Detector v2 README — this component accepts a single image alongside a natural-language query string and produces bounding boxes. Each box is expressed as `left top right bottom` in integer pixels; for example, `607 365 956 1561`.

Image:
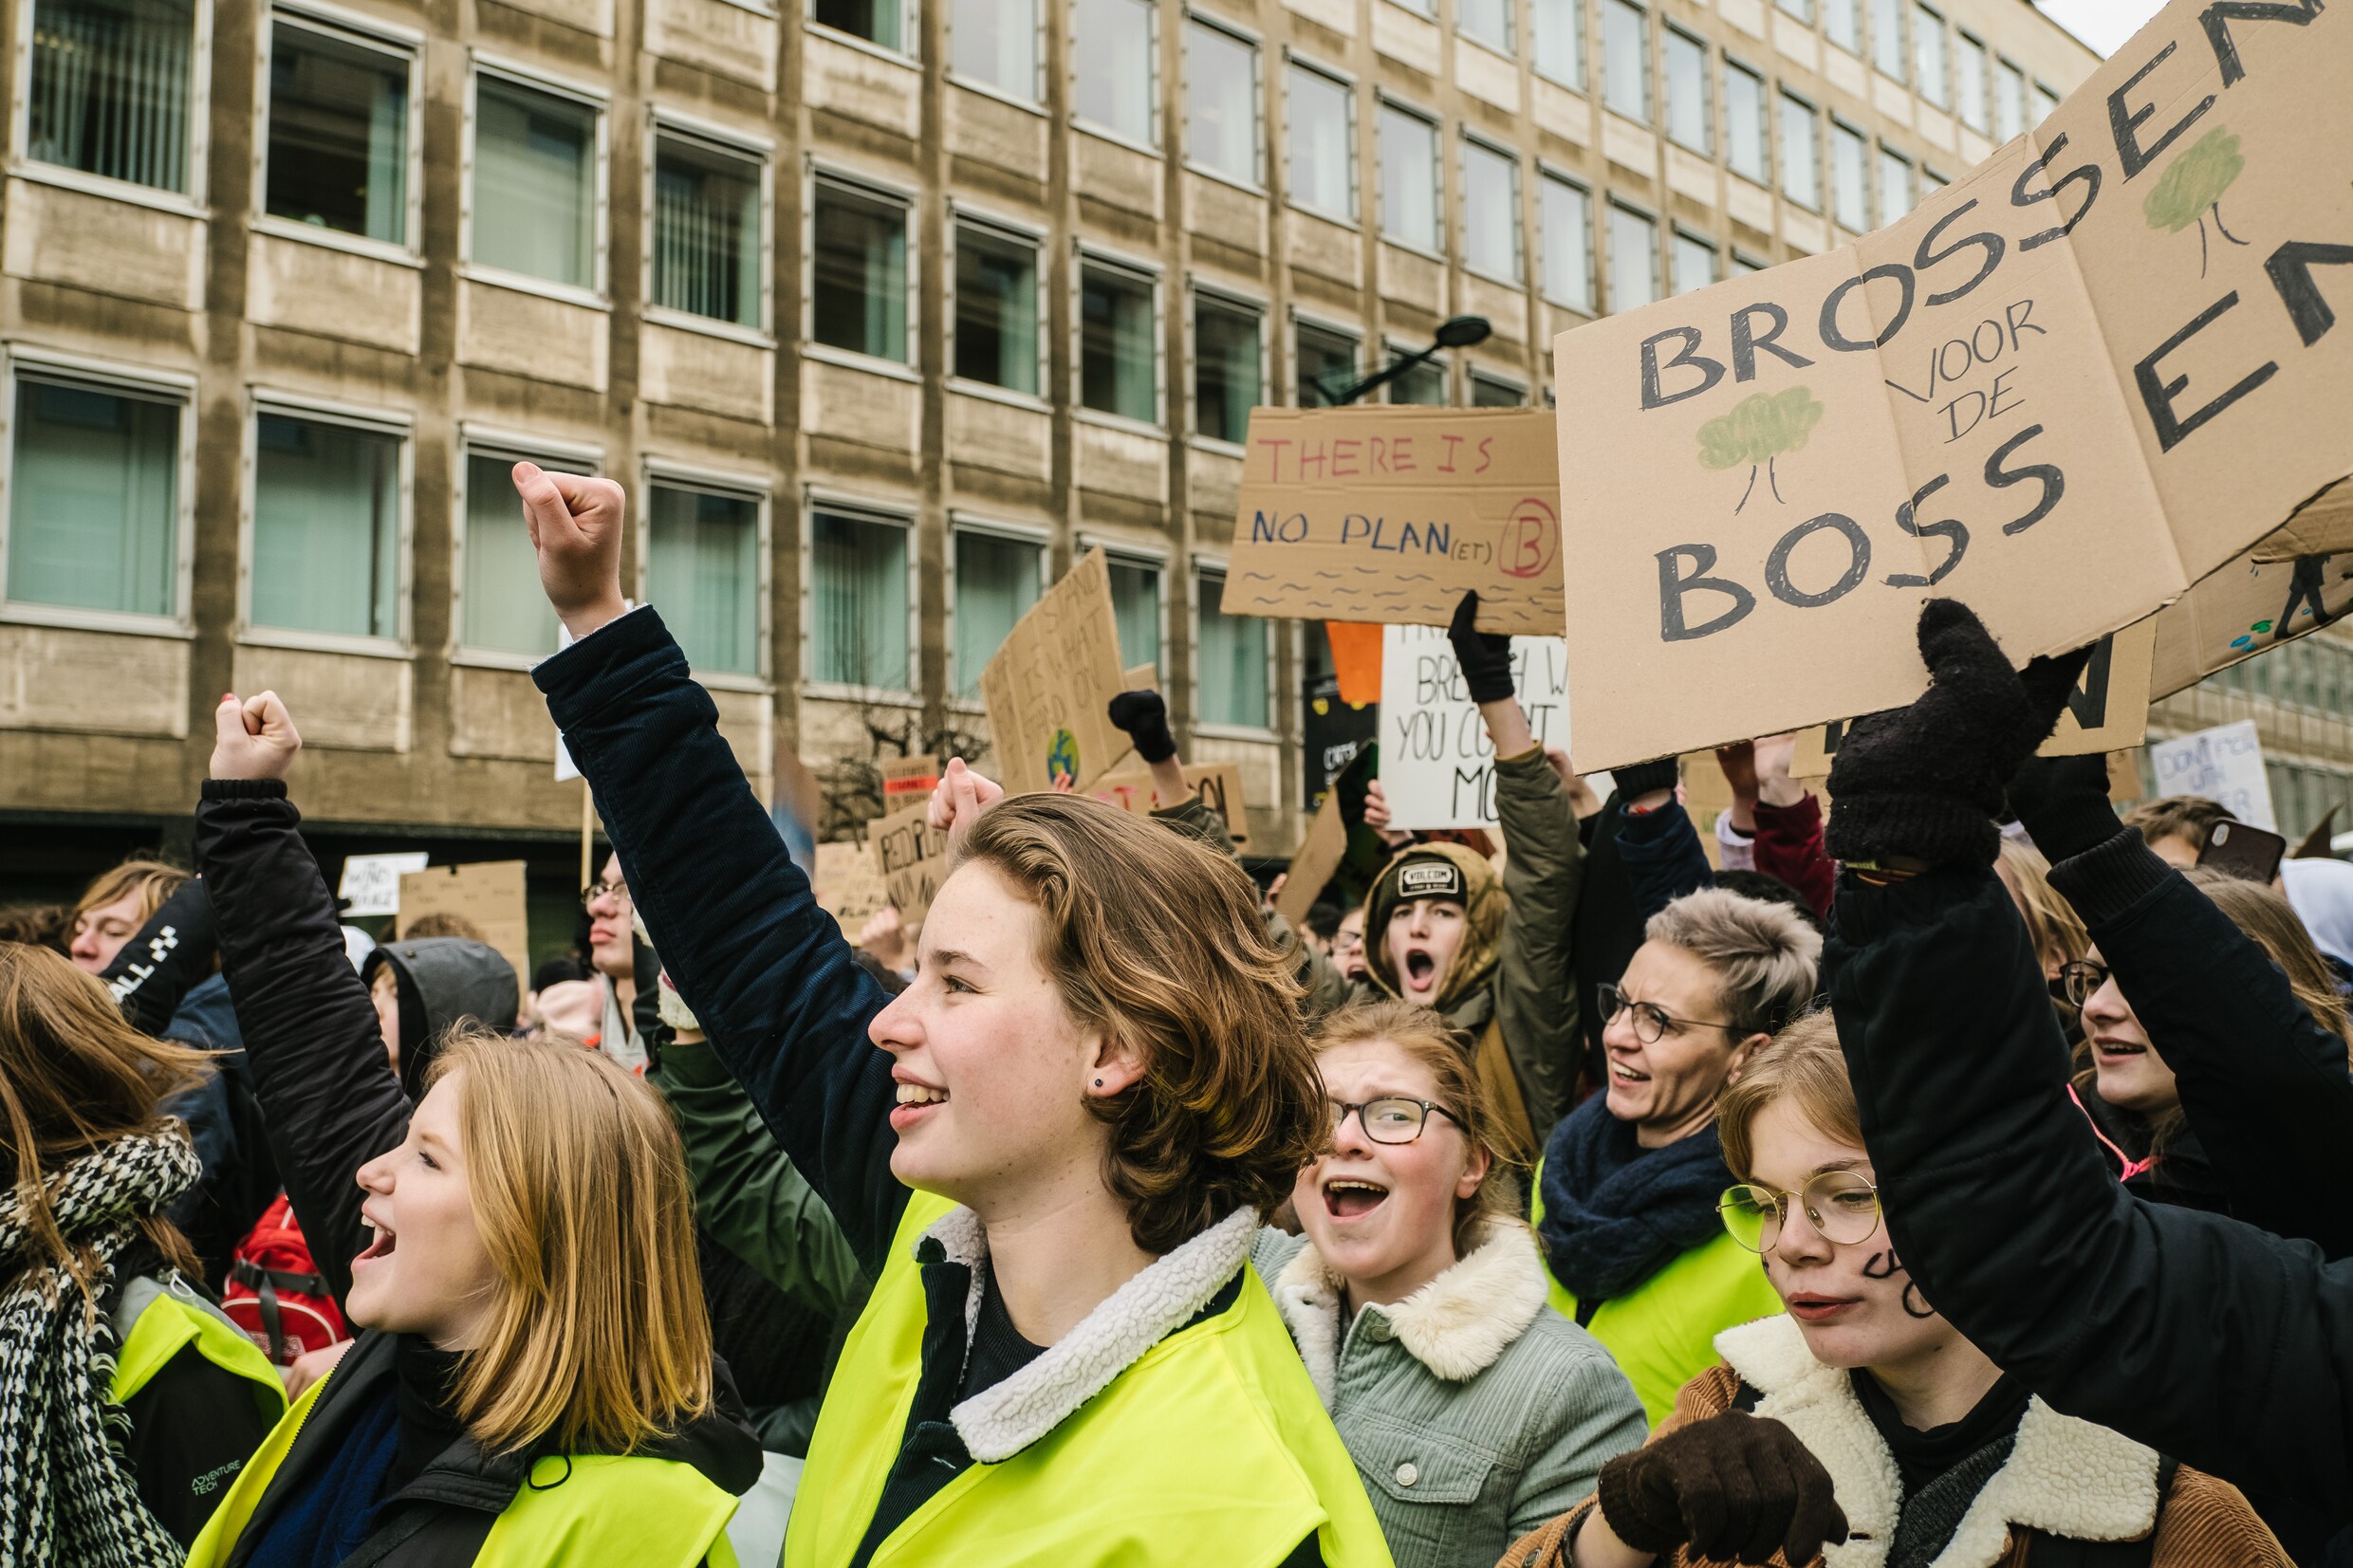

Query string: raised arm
515 464 904 1269
195 693 409 1306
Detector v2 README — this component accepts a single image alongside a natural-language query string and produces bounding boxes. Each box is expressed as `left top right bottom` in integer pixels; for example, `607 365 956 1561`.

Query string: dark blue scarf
1538 1092 1736 1304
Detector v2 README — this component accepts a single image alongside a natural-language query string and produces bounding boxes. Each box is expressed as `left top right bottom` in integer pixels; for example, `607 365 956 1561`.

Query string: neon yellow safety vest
186 1364 742 1568
787 1191 1396 1568
109 1286 287 1418
1530 1156 1785 1428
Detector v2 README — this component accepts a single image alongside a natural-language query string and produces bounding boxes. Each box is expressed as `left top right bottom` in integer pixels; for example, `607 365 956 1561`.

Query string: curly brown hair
955 795 1326 1255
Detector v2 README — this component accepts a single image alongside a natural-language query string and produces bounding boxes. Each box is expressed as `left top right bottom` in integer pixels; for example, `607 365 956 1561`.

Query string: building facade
0 0 2152 918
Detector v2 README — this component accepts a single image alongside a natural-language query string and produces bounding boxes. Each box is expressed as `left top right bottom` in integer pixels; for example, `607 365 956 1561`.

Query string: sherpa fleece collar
923 1205 1257 1465
1271 1218 1549 1409
1714 1315 2161 1568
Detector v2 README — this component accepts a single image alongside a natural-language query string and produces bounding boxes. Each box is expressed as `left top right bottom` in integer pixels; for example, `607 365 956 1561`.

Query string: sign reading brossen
1552 0 2353 768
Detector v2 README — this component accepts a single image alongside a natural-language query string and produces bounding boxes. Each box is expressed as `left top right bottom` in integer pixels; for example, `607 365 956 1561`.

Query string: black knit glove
1824 601 2091 868
1448 591 1517 705
1595 1410 1848 1565
2007 753 2125 865
1107 691 1178 765
1615 758 1682 801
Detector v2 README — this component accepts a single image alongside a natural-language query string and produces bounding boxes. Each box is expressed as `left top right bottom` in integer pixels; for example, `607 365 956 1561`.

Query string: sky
2034 0 2168 57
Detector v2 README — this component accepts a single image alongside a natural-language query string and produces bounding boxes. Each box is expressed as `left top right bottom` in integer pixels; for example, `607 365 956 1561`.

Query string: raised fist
513 461 630 637
211 692 302 782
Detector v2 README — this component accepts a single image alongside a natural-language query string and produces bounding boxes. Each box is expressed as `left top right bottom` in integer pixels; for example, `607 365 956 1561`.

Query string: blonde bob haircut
428 1031 713 1455
954 794 1326 1256
1715 1011 1862 1184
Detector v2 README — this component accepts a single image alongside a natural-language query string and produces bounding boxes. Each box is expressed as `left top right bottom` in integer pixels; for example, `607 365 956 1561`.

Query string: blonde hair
428 1032 713 1455
1716 1011 1860 1183
1997 839 2090 976
72 858 189 926
2186 868 2353 1057
1311 1002 1522 1259
1645 888 1824 1039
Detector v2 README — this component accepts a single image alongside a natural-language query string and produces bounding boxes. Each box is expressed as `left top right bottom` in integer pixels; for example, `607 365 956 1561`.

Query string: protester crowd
5 462 2353 1567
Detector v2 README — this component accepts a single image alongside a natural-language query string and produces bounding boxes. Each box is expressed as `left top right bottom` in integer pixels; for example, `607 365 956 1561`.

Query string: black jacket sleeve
195 780 411 1305
1825 864 2353 1515
100 876 219 1038
534 608 906 1273
2048 828 2353 1261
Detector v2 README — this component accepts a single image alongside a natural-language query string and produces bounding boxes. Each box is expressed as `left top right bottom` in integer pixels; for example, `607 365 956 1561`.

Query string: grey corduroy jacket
1251 1219 1648 1568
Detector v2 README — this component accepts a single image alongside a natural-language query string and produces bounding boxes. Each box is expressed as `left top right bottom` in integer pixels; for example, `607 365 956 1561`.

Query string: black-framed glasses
580 879 632 911
1719 1171 1882 1254
1330 1098 1461 1145
1598 982 1745 1046
2058 959 2111 1007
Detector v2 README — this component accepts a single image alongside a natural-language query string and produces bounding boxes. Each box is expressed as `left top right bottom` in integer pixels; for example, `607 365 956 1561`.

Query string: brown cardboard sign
398 861 529 1003
980 548 1136 797
1122 663 1158 692
1088 763 1252 851
867 802 951 929
813 840 889 943
2151 508 2353 697
1275 791 1347 930
1550 0 2353 768
880 754 939 802
1223 408 1566 636
1790 618 2158 774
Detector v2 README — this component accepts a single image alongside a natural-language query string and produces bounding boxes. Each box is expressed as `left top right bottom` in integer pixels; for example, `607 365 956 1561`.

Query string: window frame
1606 196 1659 313
1722 53 1767 185
947 0 1046 105
1469 367 1527 407
1382 337 1450 406
461 56 612 309
449 423 604 670
1283 51 1357 226
1291 308 1362 407
0 346 198 635
1877 139 1912 223
1458 131 1523 285
1455 0 1512 58
946 204 1050 408
1912 2 1947 107
1190 557 1276 738
1538 163 1596 313
1601 0 1651 125
252 2 425 262
1068 0 1160 151
801 489 920 704
1779 89 1821 212
1869 0 1905 83
238 390 414 657
1530 0 1584 91
637 458 772 688
1662 24 1711 157
1182 11 1264 192
1954 29 1988 134
644 110 775 345
945 514 1050 706
805 0 916 61
1073 244 1165 431
1374 94 1444 258
1830 114 1870 232
1190 281 1269 451
11 0 216 214
1085 540 1169 680
804 160 921 377
1671 226 1717 296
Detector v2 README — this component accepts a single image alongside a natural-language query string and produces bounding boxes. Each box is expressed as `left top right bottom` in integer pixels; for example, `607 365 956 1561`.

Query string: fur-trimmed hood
922 1204 1257 1465
1269 1217 1549 1408
1714 1315 2163 1568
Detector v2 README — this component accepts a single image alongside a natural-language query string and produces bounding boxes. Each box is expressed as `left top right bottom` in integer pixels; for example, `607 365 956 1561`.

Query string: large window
1458 0 1510 53
7 376 181 618
1195 294 1262 445
1824 0 1858 51
1914 5 1947 106
1724 59 1766 182
1461 138 1520 282
1187 22 1258 186
1832 120 1869 231
1471 371 1524 407
1779 92 1819 210
265 20 410 245
1532 0 1582 86
250 412 400 640
1672 230 1716 296
1109 557 1162 674
1296 320 1359 406
1081 260 1157 422
1664 28 1710 154
1073 0 1154 144
653 134 760 328
952 529 1042 695
954 221 1040 394
809 508 909 689
1287 64 1353 220
1879 144 1913 222
472 75 598 290
1608 202 1657 310
1195 568 1268 728
814 0 900 50
1994 58 2026 140
1389 355 1446 406
1776 0 1811 19
954 0 1036 99
1378 103 1439 251
1603 0 1649 122
27 0 195 194
460 452 565 655
1541 172 1593 310
2032 82 2059 125
1870 0 1904 80
648 483 760 675
1955 33 1988 133
811 177 909 362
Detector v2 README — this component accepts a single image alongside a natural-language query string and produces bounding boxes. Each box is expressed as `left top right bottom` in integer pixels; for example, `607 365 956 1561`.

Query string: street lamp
1316 315 1492 407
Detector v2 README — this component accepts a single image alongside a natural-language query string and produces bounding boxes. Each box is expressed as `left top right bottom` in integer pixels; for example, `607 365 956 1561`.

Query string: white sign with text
337 852 430 917
2148 719 2277 832
1379 624 1569 830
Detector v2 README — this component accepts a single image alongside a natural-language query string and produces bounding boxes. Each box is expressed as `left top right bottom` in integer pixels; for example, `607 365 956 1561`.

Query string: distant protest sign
981 549 1135 796
1089 763 1252 849
1379 625 1569 830
398 862 530 992
1275 792 1347 929
1224 408 1565 636
339 852 429 918
2150 718 2276 830
814 841 889 943
1551 0 2353 767
868 803 950 929
2151 507 2353 698
880 754 939 803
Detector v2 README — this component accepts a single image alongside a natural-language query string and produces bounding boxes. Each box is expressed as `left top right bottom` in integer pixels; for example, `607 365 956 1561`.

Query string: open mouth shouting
1400 947 1438 994
1323 1176 1391 1221
354 1207 398 1271
889 1074 949 1131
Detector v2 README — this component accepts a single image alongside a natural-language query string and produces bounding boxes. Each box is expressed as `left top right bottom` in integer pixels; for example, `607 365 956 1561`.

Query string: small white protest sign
1378 624 1569 830
2147 718 2277 831
337 852 430 917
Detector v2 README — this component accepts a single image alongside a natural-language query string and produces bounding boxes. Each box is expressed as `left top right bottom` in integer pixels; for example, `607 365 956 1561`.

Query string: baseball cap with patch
1394 856 1466 903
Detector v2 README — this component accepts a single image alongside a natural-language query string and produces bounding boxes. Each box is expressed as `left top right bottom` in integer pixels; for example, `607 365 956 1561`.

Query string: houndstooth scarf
0 1126 201 1568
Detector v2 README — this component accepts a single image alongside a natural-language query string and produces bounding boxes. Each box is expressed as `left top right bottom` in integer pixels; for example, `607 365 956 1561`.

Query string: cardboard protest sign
980 548 1135 796
1123 663 1158 691
1551 0 2353 768
1789 618 2158 774
880 754 939 803
338 852 429 918
2249 474 2353 562
2150 517 2353 698
2148 718 2276 829
1089 764 1252 850
1225 408 1566 636
814 840 889 943
1379 625 1569 831
867 802 951 929
398 862 530 995
1275 791 1347 929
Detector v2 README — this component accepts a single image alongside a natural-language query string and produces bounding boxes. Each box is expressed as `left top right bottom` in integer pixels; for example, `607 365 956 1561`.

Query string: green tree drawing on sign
2143 126 2249 278
1696 387 1825 514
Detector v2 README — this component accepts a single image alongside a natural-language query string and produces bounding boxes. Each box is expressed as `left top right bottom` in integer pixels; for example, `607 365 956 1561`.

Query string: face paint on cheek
1862 1247 1940 1319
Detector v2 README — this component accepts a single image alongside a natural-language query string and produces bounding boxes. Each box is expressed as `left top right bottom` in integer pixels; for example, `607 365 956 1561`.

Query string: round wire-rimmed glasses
1719 1171 1882 1254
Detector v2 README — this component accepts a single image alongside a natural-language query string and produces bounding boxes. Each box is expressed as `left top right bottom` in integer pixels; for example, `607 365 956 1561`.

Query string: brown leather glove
1595 1410 1849 1565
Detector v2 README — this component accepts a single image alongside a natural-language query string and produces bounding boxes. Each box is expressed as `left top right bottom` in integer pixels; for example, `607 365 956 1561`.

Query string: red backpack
221 1192 348 1366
